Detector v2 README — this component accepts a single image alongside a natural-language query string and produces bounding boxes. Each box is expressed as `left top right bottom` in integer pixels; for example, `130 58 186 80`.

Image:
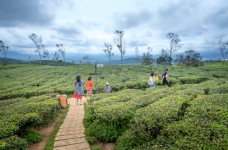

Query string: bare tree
29 33 43 65
141 47 153 65
166 33 182 66
56 44 65 66
113 30 126 65
83 55 90 65
160 48 168 57
0 40 9 61
103 43 114 65
135 47 140 65
53 52 62 66
42 45 49 66
218 39 228 67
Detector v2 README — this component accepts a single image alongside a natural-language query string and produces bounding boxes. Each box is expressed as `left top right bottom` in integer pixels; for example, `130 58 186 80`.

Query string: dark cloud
206 6 228 29
0 0 54 27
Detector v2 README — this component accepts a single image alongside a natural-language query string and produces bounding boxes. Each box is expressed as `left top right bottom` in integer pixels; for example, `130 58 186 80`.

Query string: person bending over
103 82 112 93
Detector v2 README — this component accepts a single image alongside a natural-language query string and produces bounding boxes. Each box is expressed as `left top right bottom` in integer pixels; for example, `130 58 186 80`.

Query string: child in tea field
103 82 112 93
161 69 170 87
148 73 158 87
72 75 84 105
85 76 95 102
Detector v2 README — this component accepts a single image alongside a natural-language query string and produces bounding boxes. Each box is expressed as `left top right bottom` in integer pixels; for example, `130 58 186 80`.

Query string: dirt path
53 97 90 150
29 114 63 150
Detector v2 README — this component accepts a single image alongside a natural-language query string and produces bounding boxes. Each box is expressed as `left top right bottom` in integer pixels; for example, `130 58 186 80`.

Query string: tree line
1 31 228 67
135 33 228 67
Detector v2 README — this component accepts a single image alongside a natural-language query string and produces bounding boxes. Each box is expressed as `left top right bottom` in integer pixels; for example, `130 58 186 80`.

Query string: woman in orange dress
85 76 95 102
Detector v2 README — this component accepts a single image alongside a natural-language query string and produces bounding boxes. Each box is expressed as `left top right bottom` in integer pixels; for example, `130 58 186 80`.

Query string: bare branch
103 42 114 65
166 32 182 66
0 40 9 61
113 30 125 65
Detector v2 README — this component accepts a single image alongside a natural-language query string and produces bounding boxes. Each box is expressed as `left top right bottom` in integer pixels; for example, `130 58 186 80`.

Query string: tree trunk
39 54 41 65
109 55 111 65
121 53 123 65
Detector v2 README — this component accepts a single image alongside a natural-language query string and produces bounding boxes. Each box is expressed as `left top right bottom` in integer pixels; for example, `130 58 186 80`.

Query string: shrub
208 82 228 94
91 146 102 150
185 94 228 125
2 62 8 66
0 136 28 150
179 76 207 84
24 128 43 145
149 118 228 150
85 120 128 142
116 89 204 148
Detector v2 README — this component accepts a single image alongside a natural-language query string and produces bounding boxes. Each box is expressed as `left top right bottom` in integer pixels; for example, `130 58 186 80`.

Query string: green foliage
91 146 102 150
0 136 28 150
178 76 207 84
0 94 60 148
146 94 228 149
2 62 8 66
175 50 203 67
141 48 153 65
85 119 128 142
86 136 96 144
24 128 43 145
0 64 228 149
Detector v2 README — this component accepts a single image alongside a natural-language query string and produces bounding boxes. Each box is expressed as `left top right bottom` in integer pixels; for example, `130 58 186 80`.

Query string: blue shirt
163 72 168 81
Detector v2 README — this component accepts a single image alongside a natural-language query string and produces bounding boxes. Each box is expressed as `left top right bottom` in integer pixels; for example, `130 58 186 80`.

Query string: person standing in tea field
161 69 170 87
72 75 84 105
85 76 95 102
148 73 158 87
103 82 112 93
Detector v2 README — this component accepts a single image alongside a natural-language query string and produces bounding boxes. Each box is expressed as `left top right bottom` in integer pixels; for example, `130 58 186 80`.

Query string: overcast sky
0 0 228 59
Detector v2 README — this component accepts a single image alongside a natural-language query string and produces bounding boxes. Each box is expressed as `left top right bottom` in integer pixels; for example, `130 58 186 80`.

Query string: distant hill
103 58 142 65
0 57 26 64
29 60 79 66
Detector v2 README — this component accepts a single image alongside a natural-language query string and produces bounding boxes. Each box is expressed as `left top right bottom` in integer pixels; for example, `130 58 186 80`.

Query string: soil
92 141 116 150
29 114 63 150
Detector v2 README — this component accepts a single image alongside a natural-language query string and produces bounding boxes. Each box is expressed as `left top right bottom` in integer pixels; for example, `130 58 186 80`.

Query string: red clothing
72 92 82 99
86 80 93 90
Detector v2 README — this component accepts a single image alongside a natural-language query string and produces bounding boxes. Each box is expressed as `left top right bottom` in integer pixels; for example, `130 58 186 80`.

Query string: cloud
0 0 55 27
0 0 228 59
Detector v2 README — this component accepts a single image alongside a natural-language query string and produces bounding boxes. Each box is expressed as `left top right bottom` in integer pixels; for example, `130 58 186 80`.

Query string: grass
44 105 70 150
203 61 228 68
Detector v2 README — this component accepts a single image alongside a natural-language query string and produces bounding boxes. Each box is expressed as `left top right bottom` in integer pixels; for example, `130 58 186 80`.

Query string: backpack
148 77 153 85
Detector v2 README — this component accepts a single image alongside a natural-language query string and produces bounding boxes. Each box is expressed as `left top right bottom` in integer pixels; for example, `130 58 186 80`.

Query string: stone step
54 138 88 147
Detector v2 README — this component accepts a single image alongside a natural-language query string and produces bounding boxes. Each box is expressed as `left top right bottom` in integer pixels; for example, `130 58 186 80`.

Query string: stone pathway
53 97 90 150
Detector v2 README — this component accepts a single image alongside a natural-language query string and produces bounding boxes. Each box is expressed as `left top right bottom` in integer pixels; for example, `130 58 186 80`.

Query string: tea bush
144 94 228 149
0 136 28 150
116 88 204 149
0 94 60 148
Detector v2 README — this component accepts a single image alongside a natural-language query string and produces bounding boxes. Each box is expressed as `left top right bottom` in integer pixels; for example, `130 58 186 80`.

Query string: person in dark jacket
161 69 170 87
72 75 84 105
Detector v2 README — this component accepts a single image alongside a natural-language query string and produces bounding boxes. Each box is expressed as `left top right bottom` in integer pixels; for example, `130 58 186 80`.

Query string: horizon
0 0 228 62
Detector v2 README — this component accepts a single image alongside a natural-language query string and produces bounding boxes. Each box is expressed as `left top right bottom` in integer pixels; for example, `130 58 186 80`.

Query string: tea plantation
0 64 228 149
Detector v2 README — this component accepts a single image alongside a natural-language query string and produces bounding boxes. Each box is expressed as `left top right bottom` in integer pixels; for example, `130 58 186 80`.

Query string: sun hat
106 82 109 85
